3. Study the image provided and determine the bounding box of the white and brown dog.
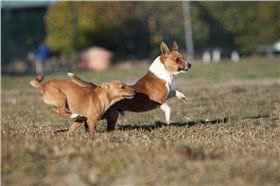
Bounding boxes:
[69,41,192,130]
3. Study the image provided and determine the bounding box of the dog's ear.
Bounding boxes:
[99,82,110,89]
[160,42,170,55]
[172,41,178,51]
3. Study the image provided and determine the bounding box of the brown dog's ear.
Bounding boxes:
[160,42,170,55]
[172,41,178,51]
[99,82,110,89]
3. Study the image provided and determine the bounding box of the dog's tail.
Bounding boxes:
[30,75,44,90]
[67,72,97,88]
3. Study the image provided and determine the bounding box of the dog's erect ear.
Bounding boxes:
[160,42,170,55]
[99,82,110,89]
[172,41,178,51]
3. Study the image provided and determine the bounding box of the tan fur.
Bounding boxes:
[160,41,187,74]
[30,77,135,135]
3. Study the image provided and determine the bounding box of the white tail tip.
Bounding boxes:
[67,72,74,77]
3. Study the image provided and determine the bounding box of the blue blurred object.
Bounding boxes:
[35,44,51,60]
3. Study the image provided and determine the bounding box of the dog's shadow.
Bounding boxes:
[117,117,230,132]
[117,114,271,132]
[54,114,270,134]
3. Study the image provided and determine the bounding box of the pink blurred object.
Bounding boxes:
[77,47,113,71]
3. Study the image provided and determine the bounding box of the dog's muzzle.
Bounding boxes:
[184,62,192,71]
[178,67,185,71]
[180,64,191,72]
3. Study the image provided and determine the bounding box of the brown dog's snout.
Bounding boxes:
[123,87,136,99]
[130,88,136,96]
[187,63,192,69]
[126,87,136,95]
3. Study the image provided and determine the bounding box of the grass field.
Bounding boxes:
[2,58,280,186]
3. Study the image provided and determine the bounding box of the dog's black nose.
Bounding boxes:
[187,63,192,68]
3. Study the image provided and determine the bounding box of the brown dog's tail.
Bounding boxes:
[30,75,44,90]
[67,72,97,88]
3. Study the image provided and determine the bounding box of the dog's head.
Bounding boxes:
[99,81,135,100]
[159,41,192,75]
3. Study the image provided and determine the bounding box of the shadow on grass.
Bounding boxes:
[117,117,230,132]
[53,114,271,134]
[117,114,271,132]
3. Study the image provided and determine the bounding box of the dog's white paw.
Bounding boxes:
[176,92,190,102]
[67,72,74,77]
[70,113,81,119]
[181,96,191,102]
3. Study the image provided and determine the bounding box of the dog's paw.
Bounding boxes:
[70,113,81,119]
[67,72,75,77]
[181,96,191,102]
[176,92,191,102]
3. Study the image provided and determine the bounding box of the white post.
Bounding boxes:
[202,51,211,64]
[231,51,240,62]
[213,49,221,63]
[182,1,194,59]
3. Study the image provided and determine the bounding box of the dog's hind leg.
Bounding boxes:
[51,106,71,117]
[44,89,71,117]
[53,100,72,117]
[67,122,82,134]
[160,102,171,125]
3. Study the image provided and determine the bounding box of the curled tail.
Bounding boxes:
[67,72,97,88]
[30,75,44,90]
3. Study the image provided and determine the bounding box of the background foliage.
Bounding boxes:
[45,2,280,58]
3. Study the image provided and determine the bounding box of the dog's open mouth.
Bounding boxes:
[183,67,191,72]
[177,67,190,72]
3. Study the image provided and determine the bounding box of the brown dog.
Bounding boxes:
[69,41,192,129]
[30,76,135,135]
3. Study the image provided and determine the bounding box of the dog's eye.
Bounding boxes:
[121,85,125,89]
[176,57,180,63]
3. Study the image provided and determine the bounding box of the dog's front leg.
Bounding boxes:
[87,117,98,136]
[160,103,171,125]
[174,90,190,101]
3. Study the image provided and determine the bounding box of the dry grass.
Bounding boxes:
[2,59,280,186]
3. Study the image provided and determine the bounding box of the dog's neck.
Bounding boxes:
[149,56,173,86]
[95,88,121,114]
[104,97,121,113]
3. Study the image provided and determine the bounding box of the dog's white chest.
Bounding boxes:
[149,56,174,98]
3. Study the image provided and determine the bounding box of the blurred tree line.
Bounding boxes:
[45,1,280,58]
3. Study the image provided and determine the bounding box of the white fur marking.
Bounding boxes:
[70,113,81,119]
[160,103,171,125]
[149,56,173,96]
[175,91,187,100]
